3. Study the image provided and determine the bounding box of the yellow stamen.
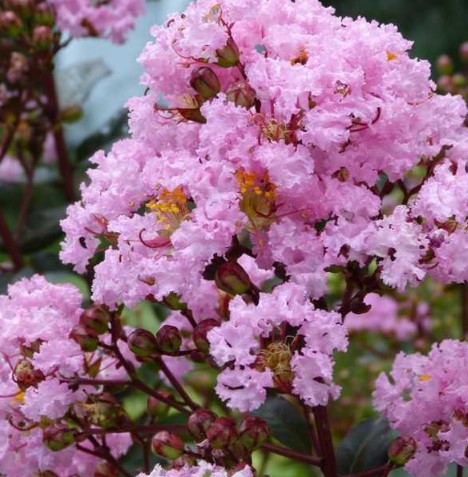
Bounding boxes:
[387,51,398,61]
[419,373,432,382]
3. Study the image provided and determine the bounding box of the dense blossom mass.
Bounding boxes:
[1,0,468,475]
[374,340,468,477]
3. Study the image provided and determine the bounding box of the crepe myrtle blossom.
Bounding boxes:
[208,283,348,411]
[137,461,253,477]
[61,0,468,322]
[0,276,131,476]
[374,340,468,477]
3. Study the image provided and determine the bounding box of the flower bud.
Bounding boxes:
[187,408,217,441]
[14,358,44,389]
[162,292,187,311]
[155,325,182,354]
[128,328,158,357]
[147,391,171,419]
[34,2,56,26]
[70,323,99,352]
[190,67,221,100]
[43,423,75,452]
[226,80,256,109]
[207,416,238,449]
[238,416,270,450]
[436,54,453,76]
[388,436,417,466]
[216,38,240,67]
[460,42,468,63]
[0,11,23,37]
[193,319,220,352]
[215,261,252,296]
[437,75,454,93]
[453,73,467,89]
[80,305,109,335]
[6,0,35,19]
[151,431,184,460]
[32,25,53,51]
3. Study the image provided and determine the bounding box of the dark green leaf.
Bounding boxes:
[337,417,396,476]
[253,395,311,453]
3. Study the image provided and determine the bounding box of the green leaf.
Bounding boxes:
[253,395,311,453]
[337,417,396,476]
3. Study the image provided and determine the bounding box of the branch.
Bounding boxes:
[261,442,322,466]
[0,205,24,270]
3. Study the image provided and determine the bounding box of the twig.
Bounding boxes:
[261,442,322,466]
[312,405,337,477]
[43,70,75,202]
[0,205,24,270]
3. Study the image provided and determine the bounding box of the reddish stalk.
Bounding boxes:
[312,405,337,477]
[43,71,75,202]
[261,442,322,467]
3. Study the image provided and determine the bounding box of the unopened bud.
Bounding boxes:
[207,416,238,449]
[215,261,252,296]
[162,292,187,311]
[190,67,221,100]
[60,104,84,123]
[388,436,417,466]
[436,54,453,76]
[187,408,217,441]
[239,416,270,450]
[453,73,467,89]
[70,324,99,352]
[151,431,184,459]
[14,358,44,389]
[43,423,74,452]
[147,391,171,419]
[32,25,53,50]
[193,319,220,352]
[80,305,109,335]
[226,80,256,108]
[0,11,23,36]
[6,0,34,19]
[155,325,182,354]
[128,328,158,357]
[460,42,468,63]
[437,75,454,93]
[216,38,240,68]
[34,2,56,26]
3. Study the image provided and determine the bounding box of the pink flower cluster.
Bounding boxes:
[0,276,130,476]
[374,340,468,477]
[138,462,253,477]
[208,283,347,411]
[59,0,468,417]
[47,0,144,42]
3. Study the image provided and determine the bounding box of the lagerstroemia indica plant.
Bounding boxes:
[2,0,468,476]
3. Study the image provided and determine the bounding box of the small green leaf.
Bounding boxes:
[253,395,311,453]
[337,417,396,476]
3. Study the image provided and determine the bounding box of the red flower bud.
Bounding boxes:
[216,38,240,68]
[215,261,252,296]
[162,292,188,311]
[388,436,417,466]
[207,416,238,449]
[151,431,184,459]
[190,67,221,100]
[239,416,270,450]
[43,423,75,452]
[187,408,217,441]
[0,11,23,36]
[80,305,109,335]
[226,80,256,109]
[193,319,220,352]
[70,323,99,352]
[34,2,56,27]
[436,54,453,76]
[94,462,118,477]
[128,328,158,357]
[32,25,53,50]
[156,325,182,354]
[460,42,468,63]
